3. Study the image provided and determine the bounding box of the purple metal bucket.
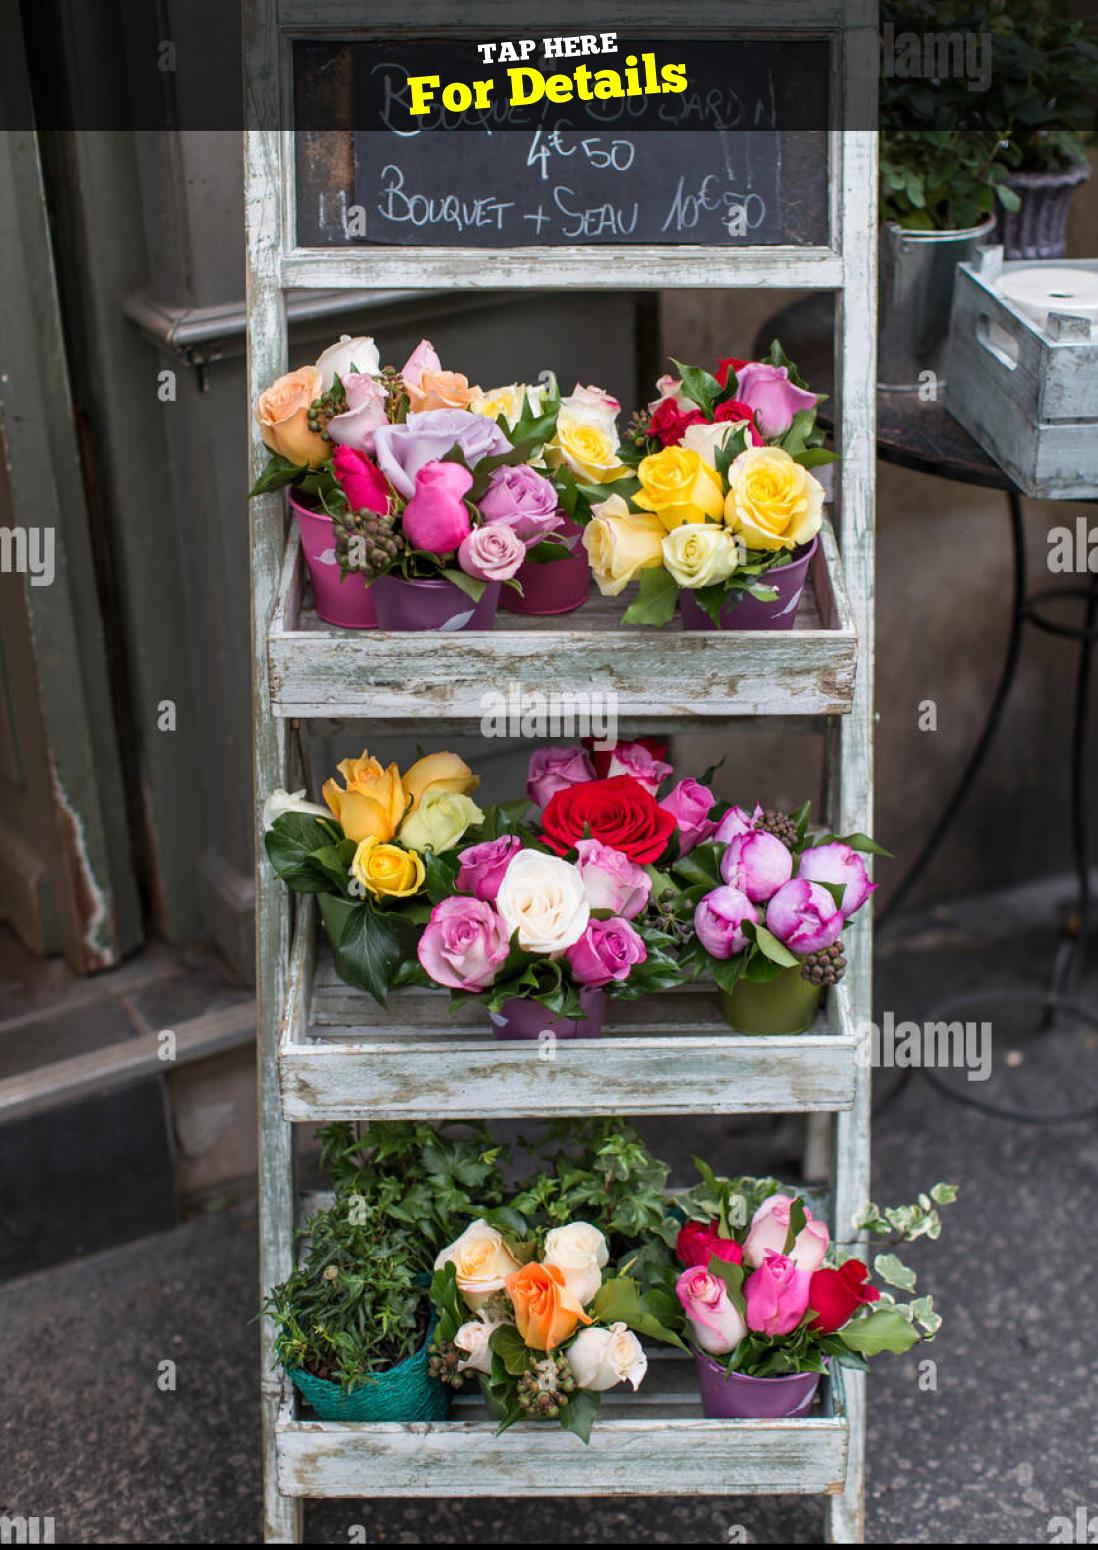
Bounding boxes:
[694,1352,821,1419]
[679,537,818,632]
[290,495,377,630]
[371,574,500,632]
[489,988,607,1041]
[501,518,591,617]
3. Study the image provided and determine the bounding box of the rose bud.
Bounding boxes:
[676,1219,743,1269]
[402,461,474,554]
[659,778,717,854]
[743,1194,829,1271]
[765,879,844,954]
[744,1251,811,1336]
[720,829,794,903]
[455,835,521,904]
[797,842,876,917]
[807,1259,880,1334]
[675,1266,747,1357]
[694,885,756,959]
[332,445,390,515]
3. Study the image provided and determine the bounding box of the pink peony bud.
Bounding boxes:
[720,829,793,903]
[714,804,762,846]
[659,778,716,854]
[797,842,876,918]
[765,879,843,954]
[402,461,473,555]
[694,885,756,959]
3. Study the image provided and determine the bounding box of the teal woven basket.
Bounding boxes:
[289,1320,451,1422]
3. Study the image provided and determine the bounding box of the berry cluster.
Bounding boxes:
[332,507,405,579]
[625,408,653,448]
[756,808,800,851]
[306,381,347,445]
[800,941,847,987]
[517,1351,576,1420]
[427,1339,467,1389]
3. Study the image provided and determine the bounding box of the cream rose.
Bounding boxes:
[495,849,590,955]
[724,445,824,553]
[454,1315,507,1375]
[261,787,330,830]
[471,382,547,429]
[661,523,741,590]
[315,334,381,392]
[682,419,740,470]
[547,406,624,484]
[434,1219,521,1310]
[582,495,665,597]
[398,789,484,853]
[543,1221,609,1306]
[566,1322,648,1392]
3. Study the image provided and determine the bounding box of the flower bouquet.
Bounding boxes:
[666,1167,955,1419]
[670,802,889,1034]
[582,342,837,631]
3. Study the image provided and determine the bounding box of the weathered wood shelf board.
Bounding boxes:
[268,520,857,720]
[278,905,860,1121]
[275,1361,848,1499]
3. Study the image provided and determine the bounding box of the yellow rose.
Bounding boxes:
[402,751,479,813]
[255,366,330,469]
[546,407,625,484]
[398,789,484,853]
[662,523,741,589]
[724,446,824,552]
[633,446,725,529]
[322,753,406,842]
[470,382,545,429]
[582,495,665,597]
[350,838,425,899]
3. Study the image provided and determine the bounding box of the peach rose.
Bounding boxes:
[505,1261,592,1352]
[406,370,482,413]
[255,366,329,468]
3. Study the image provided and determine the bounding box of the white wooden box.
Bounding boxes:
[945,248,1098,498]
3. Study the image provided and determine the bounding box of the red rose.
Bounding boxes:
[807,1259,880,1334]
[586,737,671,779]
[714,397,765,445]
[649,396,707,447]
[540,775,677,864]
[677,1219,744,1269]
[715,356,749,388]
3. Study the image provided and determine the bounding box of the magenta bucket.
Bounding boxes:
[489,988,607,1041]
[371,575,500,632]
[679,537,818,632]
[501,518,591,617]
[290,495,377,629]
[694,1353,822,1419]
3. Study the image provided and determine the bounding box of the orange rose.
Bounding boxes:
[406,369,481,413]
[322,752,407,842]
[505,1262,592,1352]
[255,366,329,469]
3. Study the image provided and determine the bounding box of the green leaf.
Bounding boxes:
[249,453,309,497]
[874,1253,917,1293]
[423,849,458,906]
[560,1386,600,1443]
[441,567,488,604]
[708,951,745,995]
[317,893,405,1006]
[591,1276,688,1351]
[814,831,893,858]
[930,1182,959,1205]
[792,446,840,468]
[910,1297,942,1337]
[752,924,800,969]
[621,566,679,627]
[838,1306,921,1357]
[490,1323,533,1377]
[783,1196,807,1255]
[707,1254,746,1316]
[428,1261,466,1344]
[264,812,346,891]
[669,357,722,417]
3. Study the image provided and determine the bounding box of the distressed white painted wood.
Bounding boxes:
[278,0,870,28]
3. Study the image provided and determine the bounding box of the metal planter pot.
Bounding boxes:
[995,162,1091,261]
[878,215,995,391]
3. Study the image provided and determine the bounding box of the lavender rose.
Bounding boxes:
[720,830,793,903]
[458,522,527,582]
[765,879,843,954]
[417,896,509,992]
[526,745,596,808]
[456,835,522,903]
[694,885,756,959]
[734,363,818,439]
[478,464,560,542]
[565,916,647,987]
[797,842,876,917]
[373,409,511,500]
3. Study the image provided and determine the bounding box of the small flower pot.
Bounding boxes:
[719,966,822,1035]
[501,518,591,616]
[489,987,607,1041]
[288,1327,451,1422]
[679,538,817,632]
[289,493,378,630]
[371,574,500,631]
[694,1352,821,1419]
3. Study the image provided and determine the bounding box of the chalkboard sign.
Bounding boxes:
[292,39,831,249]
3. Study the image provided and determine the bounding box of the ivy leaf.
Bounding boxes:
[317,893,405,1006]
[490,1323,534,1377]
[264,812,346,891]
[874,1253,917,1293]
[423,849,459,905]
[621,567,679,627]
[838,1306,920,1356]
[560,1386,600,1443]
[930,1182,959,1205]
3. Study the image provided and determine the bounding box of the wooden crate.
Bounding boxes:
[945,248,1098,498]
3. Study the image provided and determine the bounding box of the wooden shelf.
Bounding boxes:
[277,900,861,1122]
[274,1357,848,1500]
[267,519,857,722]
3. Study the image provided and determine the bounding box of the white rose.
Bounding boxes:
[495,849,590,955]
[434,1219,521,1310]
[567,1322,648,1392]
[454,1315,507,1376]
[661,523,741,589]
[262,787,330,830]
[543,1221,609,1306]
[315,333,381,392]
[682,419,740,470]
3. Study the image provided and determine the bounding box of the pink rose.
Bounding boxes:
[478,464,561,542]
[402,461,473,555]
[328,371,389,455]
[714,804,762,846]
[734,363,818,439]
[720,830,793,903]
[565,915,646,988]
[694,885,756,960]
[660,778,716,853]
[766,879,843,954]
[675,1266,747,1356]
[455,835,521,903]
[607,741,673,795]
[573,838,651,920]
[797,842,876,918]
[744,1251,810,1336]
[744,1195,829,1272]
[526,745,596,808]
[332,445,389,515]
[401,337,442,393]
[417,896,509,992]
[458,522,527,582]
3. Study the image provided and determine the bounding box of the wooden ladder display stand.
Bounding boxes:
[246,3,878,1541]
